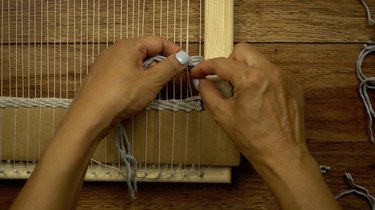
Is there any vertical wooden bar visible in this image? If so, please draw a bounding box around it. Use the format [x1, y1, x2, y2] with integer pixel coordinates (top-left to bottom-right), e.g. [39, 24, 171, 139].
[204, 0, 234, 59]
[203, 0, 239, 183]
[204, 0, 233, 97]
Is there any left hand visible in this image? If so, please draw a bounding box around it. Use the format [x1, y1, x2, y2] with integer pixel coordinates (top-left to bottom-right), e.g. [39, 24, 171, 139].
[10, 37, 190, 210]
[71, 36, 187, 127]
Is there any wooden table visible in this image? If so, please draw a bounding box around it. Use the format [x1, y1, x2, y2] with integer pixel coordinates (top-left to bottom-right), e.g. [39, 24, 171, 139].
[1, 0, 375, 209]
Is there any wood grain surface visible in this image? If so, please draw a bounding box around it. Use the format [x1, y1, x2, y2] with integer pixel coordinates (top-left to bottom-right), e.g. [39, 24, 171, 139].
[1, 0, 375, 209]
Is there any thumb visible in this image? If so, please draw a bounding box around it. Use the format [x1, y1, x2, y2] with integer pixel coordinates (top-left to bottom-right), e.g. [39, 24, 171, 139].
[146, 51, 190, 89]
[199, 78, 228, 120]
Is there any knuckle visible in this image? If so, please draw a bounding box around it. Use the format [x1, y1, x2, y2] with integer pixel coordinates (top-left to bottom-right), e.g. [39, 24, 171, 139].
[234, 43, 248, 50]
[238, 65, 285, 91]
[136, 43, 147, 57]
[208, 57, 231, 71]
[131, 39, 148, 57]
[238, 70, 267, 90]
[234, 43, 254, 53]
[164, 58, 181, 75]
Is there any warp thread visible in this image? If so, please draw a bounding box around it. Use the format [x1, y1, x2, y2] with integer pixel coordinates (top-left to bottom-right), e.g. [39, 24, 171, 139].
[336, 173, 375, 210]
[356, 43, 375, 143]
[0, 54, 204, 112]
[0, 56, 204, 111]
[144, 55, 204, 113]
[0, 55, 204, 199]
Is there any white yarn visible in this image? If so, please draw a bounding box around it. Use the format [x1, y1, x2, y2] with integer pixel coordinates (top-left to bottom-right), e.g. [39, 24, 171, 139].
[0, 96, 202, 112]
[147, 96, 202, 112]
[0, 97, 72, 109]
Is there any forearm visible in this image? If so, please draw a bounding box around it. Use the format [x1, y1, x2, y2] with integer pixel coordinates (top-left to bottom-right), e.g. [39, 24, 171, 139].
[10, 37, 186, 210]
[10, 103, 108, 210]
[249, 145, 341, 210]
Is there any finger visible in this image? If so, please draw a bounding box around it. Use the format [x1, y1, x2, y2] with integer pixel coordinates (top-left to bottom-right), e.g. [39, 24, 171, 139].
[135, 36, 181, 59]
[146, 51, 190, 89]
[190, 57, 245, 85]
[230, 43, 273, 68]
[199, 79, 228, 119]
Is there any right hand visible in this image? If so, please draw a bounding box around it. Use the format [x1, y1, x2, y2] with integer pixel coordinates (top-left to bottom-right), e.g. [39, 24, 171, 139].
[190, 43, 305, 166]
[191, 43, 342, 210]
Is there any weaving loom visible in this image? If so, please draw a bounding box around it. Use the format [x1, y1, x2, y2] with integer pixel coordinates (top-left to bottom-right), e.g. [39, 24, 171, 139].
[0, 0, 240, 183]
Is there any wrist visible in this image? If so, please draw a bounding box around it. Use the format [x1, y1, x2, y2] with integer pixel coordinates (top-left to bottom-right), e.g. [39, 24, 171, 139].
[255, 145, 317, 181]
[72, 92, 116, 124]
[62, 100, 113, 145]
[252, 145, 318, 178]
[249, 144, 340, 210]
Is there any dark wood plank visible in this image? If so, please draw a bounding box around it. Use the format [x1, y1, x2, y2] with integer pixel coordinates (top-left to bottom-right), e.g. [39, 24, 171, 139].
[234, 0, 375, 42]
[254, 43, 375, 142]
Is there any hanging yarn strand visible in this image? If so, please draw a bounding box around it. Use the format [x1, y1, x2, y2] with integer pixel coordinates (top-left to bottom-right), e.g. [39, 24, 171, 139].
[356, 43, 375, 143]
[359, 0, 375, 25]
[115, 123, 138, 200]
[334, 2, 375, 209]
[336, 173, 375, 210]
[113, 54, 203, 198]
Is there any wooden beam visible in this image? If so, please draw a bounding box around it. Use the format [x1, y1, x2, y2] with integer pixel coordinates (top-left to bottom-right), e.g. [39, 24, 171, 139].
[204, 0, 234, 59]
[204, 0, 234, 97]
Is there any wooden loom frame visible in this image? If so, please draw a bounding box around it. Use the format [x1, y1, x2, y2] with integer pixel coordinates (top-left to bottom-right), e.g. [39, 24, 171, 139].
[0, 0, 239, 183]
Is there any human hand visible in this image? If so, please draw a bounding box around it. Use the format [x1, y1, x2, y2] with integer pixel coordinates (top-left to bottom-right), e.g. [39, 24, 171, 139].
[190, 43, 305, 166]
[10, 36, 192, 210]
[71, 36, 188, 127]
[191, 44, 342, 209]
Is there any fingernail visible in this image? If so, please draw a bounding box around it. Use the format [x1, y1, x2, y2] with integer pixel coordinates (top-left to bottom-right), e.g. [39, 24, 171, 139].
[175, 51, 190, 65]
[193, 79, 200, 91]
